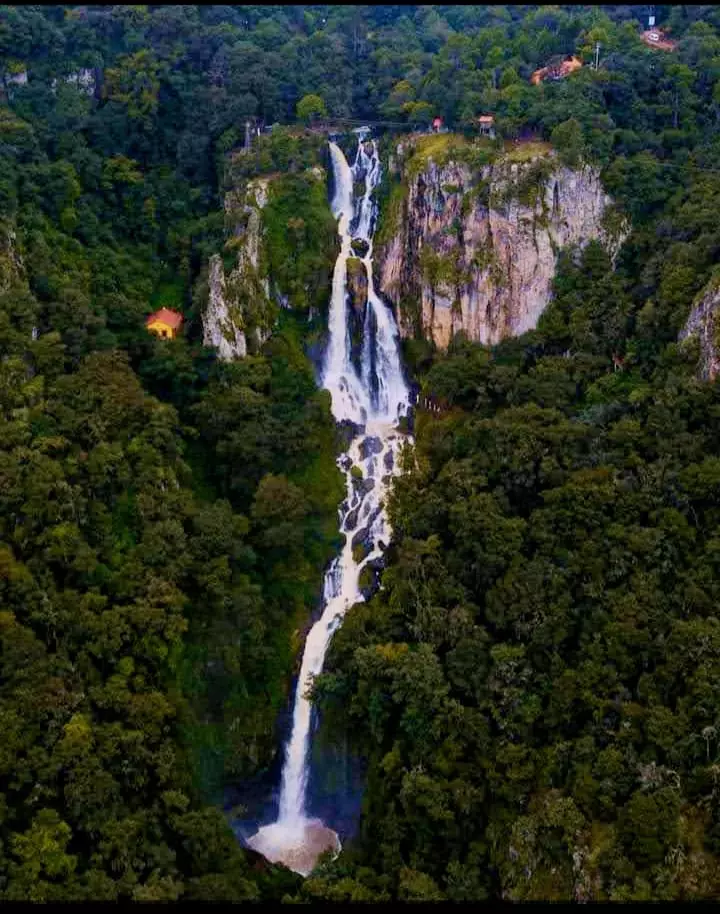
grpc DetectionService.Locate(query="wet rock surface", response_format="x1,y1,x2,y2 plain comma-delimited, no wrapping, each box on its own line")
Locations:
344,506,359,532
351,525,371,552
359,556,386,601
346,256,368,313
359,436,383,460
353,475,375,497
363,504,382,532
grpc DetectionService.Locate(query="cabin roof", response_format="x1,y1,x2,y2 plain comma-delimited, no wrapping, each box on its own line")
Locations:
478,114,495,124
145,308,184,329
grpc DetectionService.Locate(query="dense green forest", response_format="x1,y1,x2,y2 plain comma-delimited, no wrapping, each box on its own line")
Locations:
310,247,720,901
4,1,720,902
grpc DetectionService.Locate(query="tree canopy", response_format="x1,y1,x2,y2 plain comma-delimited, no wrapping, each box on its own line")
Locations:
4,1,720,902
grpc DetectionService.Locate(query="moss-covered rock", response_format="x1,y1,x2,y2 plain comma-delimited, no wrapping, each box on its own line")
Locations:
353,541,371,564
358,557,385,600
261,171,338,315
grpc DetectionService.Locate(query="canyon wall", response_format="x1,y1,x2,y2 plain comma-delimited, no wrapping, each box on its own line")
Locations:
375,139,628,348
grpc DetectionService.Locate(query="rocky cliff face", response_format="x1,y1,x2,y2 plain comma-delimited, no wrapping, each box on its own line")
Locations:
376,144,628,348
0,222,26,294
204,254,249,359
202,157,334,360
679,277,720,381
202,178,274,360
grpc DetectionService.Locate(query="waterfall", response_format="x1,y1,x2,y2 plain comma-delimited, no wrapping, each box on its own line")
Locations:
247,134,409,876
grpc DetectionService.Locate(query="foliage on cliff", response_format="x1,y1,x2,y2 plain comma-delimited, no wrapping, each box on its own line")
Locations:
261,168,337,314
218,128,338,325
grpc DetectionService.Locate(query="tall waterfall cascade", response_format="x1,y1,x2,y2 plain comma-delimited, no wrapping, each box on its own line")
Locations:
247,134,410,876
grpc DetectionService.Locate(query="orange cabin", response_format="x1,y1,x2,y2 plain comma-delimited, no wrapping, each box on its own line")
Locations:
145,307,184,340
477,114,496,137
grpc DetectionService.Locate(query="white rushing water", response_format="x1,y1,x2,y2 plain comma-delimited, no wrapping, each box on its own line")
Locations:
247,134,410,876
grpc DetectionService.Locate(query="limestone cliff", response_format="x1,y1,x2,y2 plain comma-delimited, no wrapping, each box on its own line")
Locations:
202,178,275,359
202,155,334,360
204,254,249,359
679,274,720,381
376,138,628,348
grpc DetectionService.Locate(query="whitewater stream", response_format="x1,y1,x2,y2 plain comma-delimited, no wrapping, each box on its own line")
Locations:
247,134,410,875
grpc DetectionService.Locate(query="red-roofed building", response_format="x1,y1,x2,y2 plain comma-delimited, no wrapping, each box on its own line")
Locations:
432,116,443,133
145,308,184,340
478,114,496,137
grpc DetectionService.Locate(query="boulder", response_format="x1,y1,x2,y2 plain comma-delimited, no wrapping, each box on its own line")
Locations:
359,436,383,460
358,556,386,601
344,507,359,532
351,526,370,551
352,532,372,564
353,476,375,497
363,504,382,532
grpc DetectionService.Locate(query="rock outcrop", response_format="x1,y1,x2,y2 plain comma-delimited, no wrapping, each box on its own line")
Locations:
204,255,248,359
0,222,26,294
202,179,275,360
679,276,720,381
202,155,335,360
50,68,99,97
376,143,628,348
346,257,368,314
